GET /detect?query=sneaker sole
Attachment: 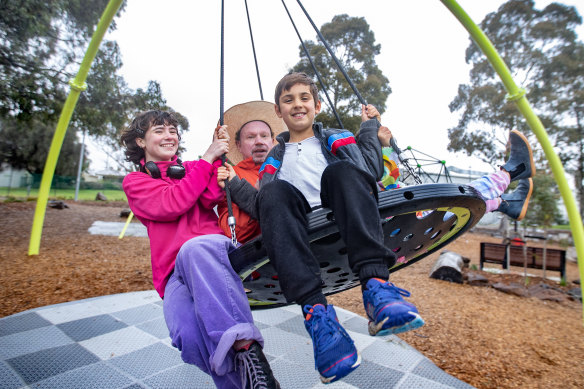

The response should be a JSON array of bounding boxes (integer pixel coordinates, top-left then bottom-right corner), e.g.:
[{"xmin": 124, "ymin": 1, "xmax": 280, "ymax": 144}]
[
  {"xmin": 368, "ymin": 312, "xmax": 425, "ymax": 336},
  {"xmin": 516, "ymin": 177, "xmax": 533, "ymax": 221},
  {"xmin": 320, "ymin": 353, "xmax": 362, "ymax": 384},
  {"xmin": 510, "ymin": 130, "xmax": 535, "ymax": 180}
]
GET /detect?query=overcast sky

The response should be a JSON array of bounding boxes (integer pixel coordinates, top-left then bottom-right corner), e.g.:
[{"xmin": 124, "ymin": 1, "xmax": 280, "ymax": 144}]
[{"xmin": 91, "ymin": 0, "xmax": 583, "ymax": 173}]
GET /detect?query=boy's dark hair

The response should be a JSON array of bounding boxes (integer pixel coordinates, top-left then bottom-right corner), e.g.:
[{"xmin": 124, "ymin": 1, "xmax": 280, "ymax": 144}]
[
  {"xmin": 274, "ymin": 72, "xmax": 319, "ymax": 108},
  {"xmin": 120, "ymin": 110, "xmax": 181, "ymax": 165}
]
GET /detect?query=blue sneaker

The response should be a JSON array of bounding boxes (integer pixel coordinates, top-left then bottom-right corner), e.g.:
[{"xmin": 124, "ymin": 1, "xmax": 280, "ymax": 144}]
[
  {"xmin": 501, "ymin": 130, "xmax": 535, "ymax": 181},
  {"xmin": 363, "ymin": 278, "xmax": 425, "ymax": 336},
  {"xmin": 304, "ymin": 304, "xmax": 361, "ymax": 383},
  {"xmin": 497, "ymin": 178, "xmax": 533, "ymax": 221}
]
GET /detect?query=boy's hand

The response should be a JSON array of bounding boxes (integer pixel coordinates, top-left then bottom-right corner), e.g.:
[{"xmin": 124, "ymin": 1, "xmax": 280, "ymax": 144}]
[
  {"xmin": 362, "ymin": 104, "xmax": 381, "ymax": 122},
  {"xmin": 217, "ymin": 162, "xmax": 236, "ymax": 189},
  {"xmin": 378, "ymin": 126, "xmax": 392, "ymax": 147}
]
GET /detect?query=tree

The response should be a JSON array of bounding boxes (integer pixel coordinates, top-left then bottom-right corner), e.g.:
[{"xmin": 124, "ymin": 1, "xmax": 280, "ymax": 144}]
[
  {"xmin": 447, "ymin": 0, "xmax": 583, "ymax": 218},
  {"xmin": 0, "ymin": 1, "xmax": 189, "ymax": 176},
  {"xmin": 533, "ymin": 40, "xmax": 584, "ymax": 218},
  {"xmin": 0, "ymin": 116, "xmax": 82, "ymax": 177},
  {"xmin": 0, "ymin": 0, "xmax": 125, "ymax": 175},
  {"xmin": 522, "ymin": 172, "xmax": 564, "ymax": 227},
  {"xmin": 0, "ymin": 0, "xmax": 126, "ymax": 122},
  {"xmin": 292, "ymin": 14, "xmax": 391, "ymax": 132}
]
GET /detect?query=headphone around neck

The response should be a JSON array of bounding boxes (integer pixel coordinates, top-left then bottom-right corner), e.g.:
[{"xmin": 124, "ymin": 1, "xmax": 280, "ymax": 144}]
[{"xmin": 143, "ymin": 159, "xmax": 185, "ymax": 179}]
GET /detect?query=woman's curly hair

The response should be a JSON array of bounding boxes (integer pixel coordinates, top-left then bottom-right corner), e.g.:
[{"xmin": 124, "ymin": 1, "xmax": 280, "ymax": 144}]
[{"xmin": 120, "ymin": 110, "xmax": 181, "ymax": 165}]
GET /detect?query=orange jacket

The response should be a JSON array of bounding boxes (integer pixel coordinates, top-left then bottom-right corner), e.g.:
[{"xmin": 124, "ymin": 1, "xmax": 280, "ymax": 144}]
[{"xmin": 218, "ymin": 157, "xmax": 262, "ymax": 244}]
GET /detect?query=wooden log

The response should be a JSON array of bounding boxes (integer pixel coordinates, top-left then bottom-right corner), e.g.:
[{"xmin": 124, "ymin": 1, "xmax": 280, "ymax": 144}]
[{"xmin": 429, "ymin": 251, "xmax": 465, "ymax": 284}]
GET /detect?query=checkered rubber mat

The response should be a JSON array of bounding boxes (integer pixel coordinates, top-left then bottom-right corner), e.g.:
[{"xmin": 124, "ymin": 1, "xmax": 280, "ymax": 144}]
[{"xmin": 0, "ymin": 290, "xmax": 475, "ymax": 389}]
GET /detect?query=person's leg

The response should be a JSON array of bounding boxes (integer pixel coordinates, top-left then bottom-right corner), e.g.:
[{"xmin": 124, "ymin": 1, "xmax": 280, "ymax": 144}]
[
  {"xmin": 321, "ymin": 161, "xmax": 424, "ymax": 336},
  {"xmin": 258, "ymin": 180, "xmax": 358, "ymax": 383},
  {"xmin": 164, "ymin": 273, "xmax": 240, "ymax": 389},
  {"xmin": 257, "ymin": 180, "xmax": 325, "ymax": 306},
  {"xmin": 164, "ymin": 234, "xmax": 278, "ymax": 388},
  {"xmin": 470, "ymin": 170, "xmax": 510, "ymax": 213},
  {"xmin": 320, "ymin": 160, "xmax": 392, "ymax": 281},
  {"xmin": 470, "ymin": 129, "xmax": 534, "ymax": 217}
]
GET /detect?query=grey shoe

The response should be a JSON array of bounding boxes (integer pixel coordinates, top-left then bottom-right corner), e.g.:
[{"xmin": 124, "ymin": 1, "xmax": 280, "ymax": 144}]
[
  {"xmin": 235, "ymin": 341, "xmax": 280, "ymax": 389},
  {"xmin": 501, "ymin": 130, "xmax": 535, "ymax": 181},
  {"xmin": 497, "ymin": 178, "xmax": 533, "ymax": 221}
]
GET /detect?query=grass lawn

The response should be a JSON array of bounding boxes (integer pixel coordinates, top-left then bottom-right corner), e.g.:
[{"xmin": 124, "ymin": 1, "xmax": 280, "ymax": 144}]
[{"xmin": 1, "ymin": 187, "xmax": 127, "ymax": 202}]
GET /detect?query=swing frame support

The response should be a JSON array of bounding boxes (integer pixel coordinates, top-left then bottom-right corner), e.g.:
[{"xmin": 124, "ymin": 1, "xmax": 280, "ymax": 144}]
[{"xmin": 27, "ymin": 0, "xmax": 584, "ymax": 321}]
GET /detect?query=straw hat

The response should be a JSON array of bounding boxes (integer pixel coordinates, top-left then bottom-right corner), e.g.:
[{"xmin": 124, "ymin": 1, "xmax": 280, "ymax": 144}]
[{"xmin": 221, "ymin": 101, "xmax": 288, "ymax": 165}]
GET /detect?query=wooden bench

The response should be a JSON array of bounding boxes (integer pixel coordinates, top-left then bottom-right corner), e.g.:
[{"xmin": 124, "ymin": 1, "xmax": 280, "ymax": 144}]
[{"xmin": 479, "ymin": 242, "xmax": 566, "ymax": 279}]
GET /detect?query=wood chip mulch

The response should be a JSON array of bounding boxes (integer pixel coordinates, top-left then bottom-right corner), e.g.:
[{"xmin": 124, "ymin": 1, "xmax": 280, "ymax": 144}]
[{"xmin": 0, "ymin": 201, "xmax": 582, "ymax": 388}]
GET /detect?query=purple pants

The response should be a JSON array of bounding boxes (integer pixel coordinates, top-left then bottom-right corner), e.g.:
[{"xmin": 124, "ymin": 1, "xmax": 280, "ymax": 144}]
[{"xmin": 163, "ymin": 234, "xmax": 263, "ymax": 389}]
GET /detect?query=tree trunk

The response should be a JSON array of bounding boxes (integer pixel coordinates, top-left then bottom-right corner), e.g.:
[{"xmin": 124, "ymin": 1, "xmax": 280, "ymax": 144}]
[{"xmin": 429, "ymin": 251, "xmax": 466, "ymax": 284}]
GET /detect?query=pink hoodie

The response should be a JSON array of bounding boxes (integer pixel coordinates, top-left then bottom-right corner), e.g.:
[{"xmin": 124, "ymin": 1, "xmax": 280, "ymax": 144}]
[{"xmin": 123, "ymin": 156, "xmax": 223, "ymax": 297}]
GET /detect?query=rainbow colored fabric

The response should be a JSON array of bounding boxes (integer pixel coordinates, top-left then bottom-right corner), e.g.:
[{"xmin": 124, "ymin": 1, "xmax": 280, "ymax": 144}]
[{"xmin": 380, "ymin": 146, "xmax": 401, "ymax": 190}]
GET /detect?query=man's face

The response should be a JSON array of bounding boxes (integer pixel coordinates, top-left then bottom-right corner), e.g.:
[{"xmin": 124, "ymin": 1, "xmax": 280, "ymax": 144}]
[{"xmin": 236, "ymin": 121, "xmax": 274, "ymax": 164}]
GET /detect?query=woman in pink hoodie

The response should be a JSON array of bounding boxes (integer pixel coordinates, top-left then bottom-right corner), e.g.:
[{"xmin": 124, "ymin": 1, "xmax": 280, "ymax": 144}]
[{"xmin": 121, "ymin": 110, "xmax": 279, "ymax": 389}]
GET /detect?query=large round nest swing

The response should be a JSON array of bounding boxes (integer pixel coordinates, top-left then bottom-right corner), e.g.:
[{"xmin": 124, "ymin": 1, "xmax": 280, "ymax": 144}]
[{"xmin": 218, "ymin": 0, "xmax": 486, "ymax": 309}]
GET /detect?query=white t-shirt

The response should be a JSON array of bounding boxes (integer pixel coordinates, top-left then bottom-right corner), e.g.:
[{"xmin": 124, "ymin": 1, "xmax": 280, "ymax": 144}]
[{"xmin": 277, "ymin": 136, "xmax": 328, "ymax": 208}]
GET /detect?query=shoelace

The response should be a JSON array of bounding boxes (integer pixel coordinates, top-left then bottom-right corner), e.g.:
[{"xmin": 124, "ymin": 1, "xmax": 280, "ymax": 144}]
[
  {"xmin": 235, "ymin": 347, "xmax": 269, "ymax": 389},
  {"xmin": 305, "ymin": 306, "xmax": 353, "ymax": 369},
  {"xmin": 369, "ymin": 282, "xmax": 411, "ymax": 306}
]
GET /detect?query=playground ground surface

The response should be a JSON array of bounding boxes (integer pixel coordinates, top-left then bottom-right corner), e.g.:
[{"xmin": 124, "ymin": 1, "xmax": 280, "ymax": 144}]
[{"xmin": 0, "ymin": 200, "xmax": 582, "ymax": 389}]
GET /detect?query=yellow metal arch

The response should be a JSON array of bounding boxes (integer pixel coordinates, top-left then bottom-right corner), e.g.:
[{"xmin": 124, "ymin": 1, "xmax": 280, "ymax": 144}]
[
  {"xmin": 28, "ymin": 0, "xmax": 124, "ymax": 255},
  {"xmin": 442, "ymin": 0, "xmax": 583, "ymax": 319}
]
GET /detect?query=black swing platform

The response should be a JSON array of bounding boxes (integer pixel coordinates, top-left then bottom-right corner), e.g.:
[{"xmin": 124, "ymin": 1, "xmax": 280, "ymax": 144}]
[{"xmin": 229, "ymin": 183, "xmax": 486, "ymax": 309}]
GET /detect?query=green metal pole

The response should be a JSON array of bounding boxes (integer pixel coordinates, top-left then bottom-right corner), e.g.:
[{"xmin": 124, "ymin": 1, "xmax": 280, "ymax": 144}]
[
  {"xmin": 441, "ymin": 0, "xmax": 584, "ymax": 320},
  {"xmin": 118, "ymin": 211, "xmax": 134, "ymax": 240},
  {"xmin": 28, "ymin": 0, "xmax": 124, "ymax": 255}
]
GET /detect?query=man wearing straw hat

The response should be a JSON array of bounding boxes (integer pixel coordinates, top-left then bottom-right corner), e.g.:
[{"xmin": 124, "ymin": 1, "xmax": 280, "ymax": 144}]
[{"xmin": 217, "ymin": 101, "xmax": 287, "ymax": 244}]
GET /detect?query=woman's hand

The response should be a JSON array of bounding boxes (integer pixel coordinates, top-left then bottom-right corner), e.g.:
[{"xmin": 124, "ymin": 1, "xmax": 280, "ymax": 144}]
[
  {"xmin": 217, "ymin": 162, "xmax": 236, "ymax": 189},
  {"xmin": 202, "ymin": 125, "xmax": 230, "ymax": 163}
]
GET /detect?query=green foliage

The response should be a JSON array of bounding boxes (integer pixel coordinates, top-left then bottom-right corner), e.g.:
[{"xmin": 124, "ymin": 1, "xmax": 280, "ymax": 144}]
[
  {"xmin": 0, "ymin": 1, "xmax": 189, "ymax": 175},
  {"xmin": 523, "ymin": 171, "xmax": 563, "ymax": 227},
  {"xmin": 0, "ymin": 0, "xmax": 125, "ymax": 121},
  {"xmin": 447, "ymin": 0, "xmax": 583, "ymax": 178},
  {"xmin": 0, "ymin": 116, "xmax": 83, "ymax": 176},
  {"xmin": 1, "ymin": 187, "xmax": 127, "ymax": 201},
  {"xmin": 291, "ymin": 14, "xmax": 391, "ymax": 132}
]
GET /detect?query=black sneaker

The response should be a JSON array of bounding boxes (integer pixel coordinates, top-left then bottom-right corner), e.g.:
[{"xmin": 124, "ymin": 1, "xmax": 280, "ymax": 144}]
[
  {"xmin": 497, "ymin": 178, "xmax": 533, "ymax": 221},
  {"xmin": 235, "ymin": 341, "xmax": 280, "ymax": 389},
  {"xmin": 501, "ymin": 130, "xmax": 535, "ymax": 181}
]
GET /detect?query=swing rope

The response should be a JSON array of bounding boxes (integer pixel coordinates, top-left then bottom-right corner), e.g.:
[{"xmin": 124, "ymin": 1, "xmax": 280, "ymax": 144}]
[
  {"xmin": 280, "ymin": 0, "xmax": 344, "ymax": 129},
  {"xmin": 220, "ymin": 0, "xmax": 237, "ymax": 246},
  {"xmin": 294, "ymin": 0, "xmax": 422, "ymax": 184},
  {"xmin": 244, "ymin": 0, "xmax": 264, "ymax": 100}
]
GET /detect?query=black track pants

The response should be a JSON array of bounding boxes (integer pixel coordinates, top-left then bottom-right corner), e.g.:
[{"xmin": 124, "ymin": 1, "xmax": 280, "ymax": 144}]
[{"xmin": 257, "ymin": 161, "xmax": 395, "ymax": 304}]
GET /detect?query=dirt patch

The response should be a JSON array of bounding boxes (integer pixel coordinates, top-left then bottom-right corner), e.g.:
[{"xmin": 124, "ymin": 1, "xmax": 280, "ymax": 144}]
[{"xmin": 0, "ymin": 201, "xmax": 582, "ymax": 388}]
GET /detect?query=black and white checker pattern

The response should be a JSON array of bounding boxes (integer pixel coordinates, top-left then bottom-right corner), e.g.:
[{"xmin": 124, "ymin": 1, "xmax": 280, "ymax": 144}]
[{"xmin": 0, "ymin": 291, "xmax": 475, "ymax": 389}]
